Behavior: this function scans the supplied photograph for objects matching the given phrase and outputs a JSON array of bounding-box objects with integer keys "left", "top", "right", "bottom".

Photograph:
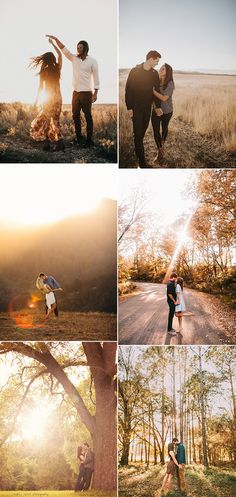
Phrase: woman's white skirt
[{"left": 46, "top": 292, "right": 56, "bottom": 309}]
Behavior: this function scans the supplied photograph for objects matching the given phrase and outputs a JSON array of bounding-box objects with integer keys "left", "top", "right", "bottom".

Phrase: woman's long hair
[
  {"left": 177, "top": 277, "right": 184, "bottom": 291},
  {"left": 29, "top": 52, "right": 60, "bottom": 81},
  {"left": 162, "top": 63, "right": 175, "bottom": 90}
]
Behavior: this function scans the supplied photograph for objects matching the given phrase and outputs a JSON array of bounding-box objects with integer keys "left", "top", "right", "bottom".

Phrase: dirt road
[
  {"left": 119, "top": 282, "right": 235, "bottom": 345},
  {"left": 119, "top": 117, "right": 236, "bottom": 168}
]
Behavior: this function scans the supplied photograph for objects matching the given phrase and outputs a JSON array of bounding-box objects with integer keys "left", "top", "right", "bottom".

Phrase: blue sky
[{"left": 120, "top": 0, "right": 236, "bottom": 71}]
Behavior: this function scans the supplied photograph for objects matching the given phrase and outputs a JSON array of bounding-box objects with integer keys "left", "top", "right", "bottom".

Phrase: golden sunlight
[
  {"left": 20, "top": 405, "right": 52, "bottom": 440},
  {"left": 38, "top": 89, "right": 50, "bottom": 106},
  {"left": 0, "top": 166, "right": 116, "bottom": 227},
  {"left": 163, "top": 213, "right": 193, "bottom": 283}
]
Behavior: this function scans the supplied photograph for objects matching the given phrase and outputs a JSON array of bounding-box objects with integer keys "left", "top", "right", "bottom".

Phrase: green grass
[
  {"left": 119, "top": 463, "right": 236, "bottom": 497},
  {"left": 0, "top": 492, "right": 116, "bottom": 497}
]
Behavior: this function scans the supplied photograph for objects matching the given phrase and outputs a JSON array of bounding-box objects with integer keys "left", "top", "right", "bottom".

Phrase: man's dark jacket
[{"left": 125, "top": 63, "right": 161, "bottom": 110}]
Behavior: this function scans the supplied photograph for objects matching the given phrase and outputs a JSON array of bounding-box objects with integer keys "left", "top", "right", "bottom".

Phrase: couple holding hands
[{"left": 30, "top": 35, "right": 99, "bottom": 151}]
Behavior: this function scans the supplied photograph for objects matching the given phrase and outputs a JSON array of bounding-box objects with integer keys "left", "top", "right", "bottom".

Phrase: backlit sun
[{"left": 19, "top": 405, "right": 52, "bottom": 440}]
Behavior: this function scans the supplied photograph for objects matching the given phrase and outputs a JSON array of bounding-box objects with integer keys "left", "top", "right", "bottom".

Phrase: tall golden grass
[
  {"left": 119, "top": 70, "right": 236, "bottom": 158},
  {"left": 173, "top": 74, "right": 236, "bottom": 151},
  {"left": 0, "top": 102, "right": 117, "bottom": 158}
]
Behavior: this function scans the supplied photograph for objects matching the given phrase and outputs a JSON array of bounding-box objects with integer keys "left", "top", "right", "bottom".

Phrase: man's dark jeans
[
  {"left": 167, "top": 300, "right": 175, "bottom": 331},
  {"left": 72, "top": 91, "right": 93, "bottom": 141},
  {"left": 132, "top": 107, "right": 151, "bottom": 165},
  {"left": 83, "top": 468, "right": 93, "bottom": 490},
  {"left": 75, "top": 464, "right": 85, "bottom": 491}
]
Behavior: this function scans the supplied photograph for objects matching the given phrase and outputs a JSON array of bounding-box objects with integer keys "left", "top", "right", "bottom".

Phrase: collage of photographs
[{"left": 0, "top": 1, "right": 235, "bottom": 497}]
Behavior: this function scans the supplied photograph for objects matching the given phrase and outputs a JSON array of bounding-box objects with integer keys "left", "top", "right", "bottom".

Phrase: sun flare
[
  {"left": 163, "top": 213, "right": 193, "bottom": 283},
  {"left": 20, "top": 405, "right": 52, "bottom": 440}
]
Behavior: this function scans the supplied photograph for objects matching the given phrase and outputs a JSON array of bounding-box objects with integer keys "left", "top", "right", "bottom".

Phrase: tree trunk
[
  {"left": 172, "top": 349, "right": 177, "bottom": 438},
  {"left": 93, "top": 383, "right": 117, "bottom": 489},
  {"left": 191, "top": 409, "right": 197, "bottom": 463},
  {"left": 198, "top": 347, "right": 209, "bottom": 468},
  {"left": 82, "top": 342, "right": 117, "bottom": 489}
]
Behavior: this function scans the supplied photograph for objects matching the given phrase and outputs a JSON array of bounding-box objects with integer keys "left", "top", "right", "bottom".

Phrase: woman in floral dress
[{"left": 30, "top": 38, "right": 64, "bottom": 151}]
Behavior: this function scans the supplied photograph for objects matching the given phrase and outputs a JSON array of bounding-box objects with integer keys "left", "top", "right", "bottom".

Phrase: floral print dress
[{"left": 30, "top": 71, "right": 62, "bottom": 142}]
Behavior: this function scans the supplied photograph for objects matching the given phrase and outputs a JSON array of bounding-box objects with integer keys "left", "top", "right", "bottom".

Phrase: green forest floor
[
  {"left": 119, "top": 464, "right": 236, "bottom": 497},
  {"left": 0, "top": 491, "right": 116, "bottom": 497}
]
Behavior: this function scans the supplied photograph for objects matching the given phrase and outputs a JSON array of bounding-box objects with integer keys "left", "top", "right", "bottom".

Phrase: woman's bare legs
[
  {"left": 45, "top": 302, "right": 56, "bottom": 321},
  {"left": 175, "top": 312, "right": 183, "bottom": 332},
  {"left": 178, "top": 315, "right": 183, "bottom": 331},
  {"left": 161, "top": 474, "right": 173, "bottom": 494}
]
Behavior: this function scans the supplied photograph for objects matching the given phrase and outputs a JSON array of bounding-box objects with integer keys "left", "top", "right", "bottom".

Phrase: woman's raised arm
[{"left": 49, "top": 38, "right": 62, "bottom": 70}]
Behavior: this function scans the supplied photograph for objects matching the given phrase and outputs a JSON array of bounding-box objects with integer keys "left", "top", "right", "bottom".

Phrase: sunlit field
[
  {"left": 0, "top": 492, "right": 116, "bottom": 497},
  {"left": 0, "top": 103, "right": 117, "bottom": 163},
  {"left": 174, "top": 73, "right": 236, "bottom": 149},
  {"left": 119, "top": 464, "right": 236, "bottom": 497},
  {"left": 119, "top": 70, "right": 236, "bottom": 168}
]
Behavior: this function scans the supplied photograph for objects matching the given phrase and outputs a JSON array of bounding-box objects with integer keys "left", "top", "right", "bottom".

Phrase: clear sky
[
  {"left": 120, "top": 0, "right": 236, "bottom": 71},
  {"left": 0, "top": 0, "right": 117, "bottom": 103},
  {"left": 119, "top": 170, "right": 197, "bottom": 226},
  {"left": 0, "top": 165, "right": 117, "bottom": 227}
]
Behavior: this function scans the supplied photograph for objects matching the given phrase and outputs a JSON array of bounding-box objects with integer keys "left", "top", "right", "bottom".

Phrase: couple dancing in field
[
  {"left": 167, "top": 272, "right": 187, "bottom": 336},
  {"left": 160, "top": 437, "right": 187, "bottom": 496},
  {"left": 125, "top": 50, "right": 174, "bottom": 167},
  {"left": 36, "top": 272, "right": 63, "bottom": 321},
  {"left": 30, "top": 36, "right": 99, "bottom": 151}
]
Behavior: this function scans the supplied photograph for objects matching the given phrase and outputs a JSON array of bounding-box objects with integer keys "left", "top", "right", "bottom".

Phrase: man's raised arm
[
  {"left": 46, "top": 35, "right": 65, "bottom": 50},
  {"left": 46, "top": 35, "right": 73, "bottom": 61}
]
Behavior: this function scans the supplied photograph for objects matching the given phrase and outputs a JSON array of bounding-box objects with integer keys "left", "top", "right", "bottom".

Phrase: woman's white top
[{"left": 175, "top": 283, "right": 186, "bottom": 312}]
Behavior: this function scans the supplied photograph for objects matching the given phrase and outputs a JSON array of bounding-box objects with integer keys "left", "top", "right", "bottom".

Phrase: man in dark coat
[
  {"left": 125, "top": 50, "right": 162, "bottom": 167},
  {"left": 166, "top": 272, "right": 178, "bottom": 335}
]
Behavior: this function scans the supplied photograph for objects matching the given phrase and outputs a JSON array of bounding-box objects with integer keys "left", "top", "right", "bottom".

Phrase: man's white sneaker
[{"left": 168, "top": 329, "right": 177, "bottom": 336}]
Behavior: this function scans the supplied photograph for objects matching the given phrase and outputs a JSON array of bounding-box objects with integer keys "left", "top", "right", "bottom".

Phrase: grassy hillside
[{"left": 0, "top": 199, "right": 117, "bottom": 314}]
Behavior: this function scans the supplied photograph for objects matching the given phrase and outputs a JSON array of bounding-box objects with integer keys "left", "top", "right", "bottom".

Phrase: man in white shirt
[{"left": 46, "top": 35, "right": 99, "bottom": 147}]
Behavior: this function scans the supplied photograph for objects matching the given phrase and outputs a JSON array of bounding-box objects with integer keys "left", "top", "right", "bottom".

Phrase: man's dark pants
[
  {"left": 72, "top": 91, "right": 93, "bottom": 142},
  {"left": 75, "top": 464, "right": 85, "bottom": 491},
  {"left": 167, "top": 301, "right": 175, "bottom": 331},
  {"left": 132, "top": 107, "right": 151, "bottom": 165},
  {"left": 83, "top": 468, "right": 93, "bottom": 490}
]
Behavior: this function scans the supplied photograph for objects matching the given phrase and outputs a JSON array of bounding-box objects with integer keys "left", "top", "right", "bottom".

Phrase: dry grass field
[
  {"left": 0, "top": 310, "right": 117, "bottom": 341},
  {"left": 0, "top": 103, "right": 117, "bottom": 163},
  {"left": 119, "top": 70, "right": 236, "bottom": 168}
]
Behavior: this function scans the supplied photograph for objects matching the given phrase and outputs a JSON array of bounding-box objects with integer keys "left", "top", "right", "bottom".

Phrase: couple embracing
[
  {"left": 167, "top": 272, "right": 186, "bottom": 335},
  {"left": 29, "top": 36, "right": 99, "bottom": 151},
  {"left": 125, "top": 50, "right": 174, "bottom": 167},
  {"left": 161, "top": 437, "right": 187, "bottom": 495}
]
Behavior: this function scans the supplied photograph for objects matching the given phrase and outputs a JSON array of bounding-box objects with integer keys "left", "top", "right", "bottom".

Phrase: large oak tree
[{"left": 0, "top": 341, "right": 117, "bottom": 490}]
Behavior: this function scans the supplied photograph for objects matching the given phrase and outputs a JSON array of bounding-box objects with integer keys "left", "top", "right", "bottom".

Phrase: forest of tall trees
[
  {"left": 118, "top": 346, "right": 236, "bottom": 496},
  {"left": 119, "top": 346, "right": 235, "bottom": 467}
]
